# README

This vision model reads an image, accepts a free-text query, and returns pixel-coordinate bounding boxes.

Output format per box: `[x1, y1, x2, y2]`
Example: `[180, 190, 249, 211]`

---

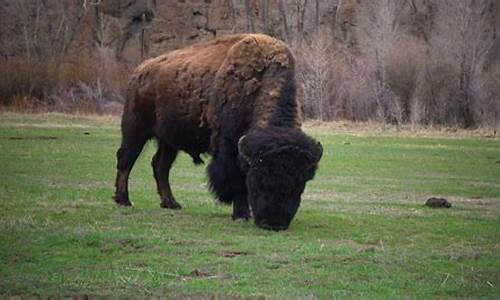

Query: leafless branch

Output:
[83, 0, 101, 10]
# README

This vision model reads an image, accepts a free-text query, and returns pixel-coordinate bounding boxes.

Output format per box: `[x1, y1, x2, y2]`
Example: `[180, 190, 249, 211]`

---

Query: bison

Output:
[113, 33, 323, 230]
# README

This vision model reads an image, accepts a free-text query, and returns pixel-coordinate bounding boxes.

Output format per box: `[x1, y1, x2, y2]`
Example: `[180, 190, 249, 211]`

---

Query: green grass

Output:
[1, 113, 499, 298]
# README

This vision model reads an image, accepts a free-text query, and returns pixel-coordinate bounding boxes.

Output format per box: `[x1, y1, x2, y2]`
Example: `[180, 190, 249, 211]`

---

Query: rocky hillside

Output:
[2, 0, 498, 63]
[0, 0, 348, 63]
[1, 0, 498, 127]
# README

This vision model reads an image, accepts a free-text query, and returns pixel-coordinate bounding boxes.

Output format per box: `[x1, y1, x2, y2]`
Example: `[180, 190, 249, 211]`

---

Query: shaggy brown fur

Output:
[114, 34, 322, 230]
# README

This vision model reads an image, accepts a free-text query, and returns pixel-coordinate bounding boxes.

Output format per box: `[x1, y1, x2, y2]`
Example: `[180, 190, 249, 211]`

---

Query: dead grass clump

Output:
[303, 120, 499, 139]
[0, 58, 59, 106]
[0, 48, 129, 115]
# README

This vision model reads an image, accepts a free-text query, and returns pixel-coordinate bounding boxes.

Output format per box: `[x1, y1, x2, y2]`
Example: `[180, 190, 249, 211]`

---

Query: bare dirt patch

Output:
[220, 250, 249, 258]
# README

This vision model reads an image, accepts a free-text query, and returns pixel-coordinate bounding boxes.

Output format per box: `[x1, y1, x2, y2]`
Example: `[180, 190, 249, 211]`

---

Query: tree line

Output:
[0, 0, 498, 128]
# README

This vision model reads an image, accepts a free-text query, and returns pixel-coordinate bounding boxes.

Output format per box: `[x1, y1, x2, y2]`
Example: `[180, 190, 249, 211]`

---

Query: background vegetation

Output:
[0, 114, 499, 297]
[1, 0, 499, 128]
[1, 1, 498, 297]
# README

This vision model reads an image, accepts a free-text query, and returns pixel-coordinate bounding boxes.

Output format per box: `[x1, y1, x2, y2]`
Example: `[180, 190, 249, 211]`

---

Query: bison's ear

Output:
[238, 135, 251, 165]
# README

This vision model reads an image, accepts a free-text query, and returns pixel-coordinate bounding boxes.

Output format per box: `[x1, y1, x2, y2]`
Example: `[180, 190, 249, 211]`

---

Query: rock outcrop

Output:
[0, 0, 342, 64]
[1, 0, 498, 65]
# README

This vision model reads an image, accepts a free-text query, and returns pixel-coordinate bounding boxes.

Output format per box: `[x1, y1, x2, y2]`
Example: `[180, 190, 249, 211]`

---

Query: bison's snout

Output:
[255, 219, 290, 231]
[254, 209, 295, 231]
[250, 194, 301, 231]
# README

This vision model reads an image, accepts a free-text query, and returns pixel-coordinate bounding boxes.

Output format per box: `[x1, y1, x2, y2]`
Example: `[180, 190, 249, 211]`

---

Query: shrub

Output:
[0, 48, 129, 114]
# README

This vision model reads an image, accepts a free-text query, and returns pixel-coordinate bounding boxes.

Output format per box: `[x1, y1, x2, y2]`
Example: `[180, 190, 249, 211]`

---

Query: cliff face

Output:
[1, 0, 498, 64]
[0, 0, 343, 64]
[1, 0, 498, 125]
[94, 0, 346, 62]
[0, 0, 500, 63]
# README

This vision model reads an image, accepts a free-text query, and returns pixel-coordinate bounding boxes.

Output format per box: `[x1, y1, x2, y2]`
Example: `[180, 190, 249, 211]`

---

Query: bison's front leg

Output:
[207, 148, 250, 221]
[232, 194, 251, 221]
[152, 142, 182, 209]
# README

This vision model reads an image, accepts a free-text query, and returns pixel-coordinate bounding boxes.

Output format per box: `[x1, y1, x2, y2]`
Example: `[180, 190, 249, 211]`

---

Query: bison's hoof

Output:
[232, 214, 250, 222]
[113, 194, 132, 206]
[161, 200, 182, 209]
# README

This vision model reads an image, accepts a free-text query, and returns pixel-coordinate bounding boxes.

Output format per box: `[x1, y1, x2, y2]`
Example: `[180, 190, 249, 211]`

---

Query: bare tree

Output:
[278, 0, 290, 40]
[332, 44, 376, 122]
[431, 0, 495, 127]
[295, 0, 308, 37]
[314, 0, 320, 33]
[83, 0, 101, 10]
[404, 0, 435, 44]
[356, 0, 406, 123]
[10, 0, 86, 62]
[334, 0, 358, 45]
[334, 0, 345, 41]
[225, 0, 237, 32]
[260, 0, 270, 33]
[244, 0, 256, 32]
[295, 31, 334, 121]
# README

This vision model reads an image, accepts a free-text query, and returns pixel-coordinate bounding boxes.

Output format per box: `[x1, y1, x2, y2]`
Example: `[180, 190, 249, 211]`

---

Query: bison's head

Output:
[238, 127, 322, 231]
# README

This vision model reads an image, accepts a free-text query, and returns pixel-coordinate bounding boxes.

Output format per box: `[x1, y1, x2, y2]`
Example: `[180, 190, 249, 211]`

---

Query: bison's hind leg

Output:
[114, 129, 152, 206]
[152, 142, 181, 209]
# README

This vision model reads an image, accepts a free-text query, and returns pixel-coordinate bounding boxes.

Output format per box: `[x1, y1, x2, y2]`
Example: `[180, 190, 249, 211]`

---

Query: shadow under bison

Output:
[113, 34, 323, 231]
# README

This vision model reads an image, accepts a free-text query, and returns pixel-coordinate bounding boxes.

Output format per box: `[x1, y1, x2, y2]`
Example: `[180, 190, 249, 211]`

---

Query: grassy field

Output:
[0, 113, 499, 298]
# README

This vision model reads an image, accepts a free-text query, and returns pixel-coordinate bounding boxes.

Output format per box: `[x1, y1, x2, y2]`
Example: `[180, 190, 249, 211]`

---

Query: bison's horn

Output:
[238, 135, 251, 164]
[317, 142, 323, 162]
[303, 141, 323, 166]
